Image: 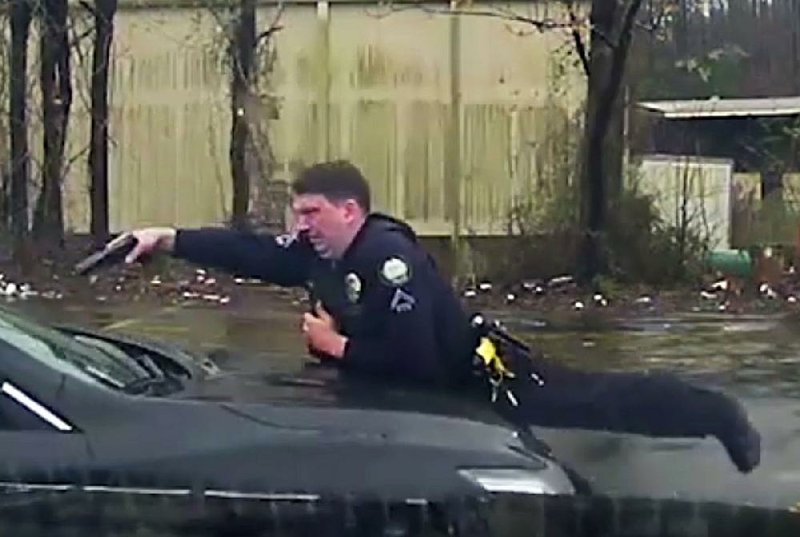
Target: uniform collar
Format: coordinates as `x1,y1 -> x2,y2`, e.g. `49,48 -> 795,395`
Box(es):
338,213 -> 418,264
338,215 -> 372,263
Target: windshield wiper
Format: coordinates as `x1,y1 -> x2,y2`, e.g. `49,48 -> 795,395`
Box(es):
123,375 -> 177,395
70,333 -> 185,395
80,358 -> 169,395
83,365 -> 126,390
121,352 -> 185,395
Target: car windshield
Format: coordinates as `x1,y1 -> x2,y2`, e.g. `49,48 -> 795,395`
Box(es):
0,306 -> 149,389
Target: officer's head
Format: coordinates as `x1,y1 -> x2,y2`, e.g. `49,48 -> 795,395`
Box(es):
290,160 -> 371,259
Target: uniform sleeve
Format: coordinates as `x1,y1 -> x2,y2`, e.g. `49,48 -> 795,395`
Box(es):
172,227 -> 312,287
340,246 -> 447,384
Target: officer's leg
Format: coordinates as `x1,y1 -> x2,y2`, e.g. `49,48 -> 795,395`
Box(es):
497,348 -> 761,473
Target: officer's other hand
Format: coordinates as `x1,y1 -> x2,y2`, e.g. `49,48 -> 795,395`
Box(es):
312,301 -> 336,329
302,306 -> 346,359
110,227 -> 176,264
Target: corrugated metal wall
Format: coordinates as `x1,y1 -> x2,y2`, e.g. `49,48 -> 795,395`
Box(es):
23,1 -> 586,235
635,155 -> 734,250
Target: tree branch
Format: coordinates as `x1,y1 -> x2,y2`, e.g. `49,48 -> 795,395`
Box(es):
486,4 -> 570,32
367,2 -> 572,32
78,0 -> 98,19
591,24 -> 618,49
256,25 -> 283,46
598,0 -> 645,130
616,0 -> 646,61
69,26 -> 94,47
565,1 -> 590,76
256,0 -> 285,46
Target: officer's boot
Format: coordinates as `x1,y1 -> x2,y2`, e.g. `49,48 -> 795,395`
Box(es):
606,371 -> 762,473
691,386 -> 761,473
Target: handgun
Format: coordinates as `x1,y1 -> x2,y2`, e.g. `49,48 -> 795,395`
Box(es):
74,234 -> 139,275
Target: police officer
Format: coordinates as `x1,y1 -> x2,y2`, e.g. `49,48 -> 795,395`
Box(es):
111,159 -> 761,474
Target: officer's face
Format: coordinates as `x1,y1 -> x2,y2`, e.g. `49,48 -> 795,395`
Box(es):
291,194 -> 361,259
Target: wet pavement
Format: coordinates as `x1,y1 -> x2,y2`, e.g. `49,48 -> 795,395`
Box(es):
10,296 -> 800,511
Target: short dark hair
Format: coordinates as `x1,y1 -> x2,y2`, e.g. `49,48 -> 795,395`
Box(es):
291,160 -> 371,212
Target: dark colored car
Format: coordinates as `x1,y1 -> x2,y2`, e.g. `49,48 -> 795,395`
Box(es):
0,305 -> 584,504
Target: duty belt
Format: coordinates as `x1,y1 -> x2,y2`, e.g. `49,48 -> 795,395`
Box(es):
469,314 -> 545,408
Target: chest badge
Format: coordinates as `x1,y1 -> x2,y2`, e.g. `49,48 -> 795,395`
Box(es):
344,272 -> 362,303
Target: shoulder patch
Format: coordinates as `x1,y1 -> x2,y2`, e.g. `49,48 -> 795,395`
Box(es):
379,256 -> 412,287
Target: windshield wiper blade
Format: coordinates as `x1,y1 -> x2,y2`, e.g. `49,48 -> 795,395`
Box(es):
122,352 -> 186,395
83,365 -> 127,390
82,360 -> 158,394
71,334 -> 152,378
123,375 -> 178,396
71,333 -> 184,395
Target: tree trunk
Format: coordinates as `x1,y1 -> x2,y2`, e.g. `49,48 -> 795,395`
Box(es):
229,0 -> 257,231
33,0 -> 72,248
89,0 -> 117,246
579,0 -> 644,283
9,0 -> 32,263
793,0 -> 800,93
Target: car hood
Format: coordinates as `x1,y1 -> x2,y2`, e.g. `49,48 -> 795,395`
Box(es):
57,324 -> 560,457
59,324 -> 519,429
172,360 -> 564,473
30,325 -> 579,499
181,363 -> 509,424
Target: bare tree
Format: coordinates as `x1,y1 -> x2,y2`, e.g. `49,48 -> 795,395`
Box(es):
33,0 -> 72,247
9,0 -> 33,263
578,0 -> 647,282
229,0 -> 257,231
0,15 -> 10,236
207,0 -> 284,231
86,0 -> 117,245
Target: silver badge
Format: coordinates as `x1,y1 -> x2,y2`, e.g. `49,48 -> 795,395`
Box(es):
345,272 -> 362,303
380,256 -> 411,287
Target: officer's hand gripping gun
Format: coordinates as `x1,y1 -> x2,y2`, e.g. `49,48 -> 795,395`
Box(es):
74,234 -> 140,275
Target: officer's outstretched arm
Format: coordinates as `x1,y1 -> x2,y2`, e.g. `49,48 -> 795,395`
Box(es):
340,251 -> 446,384
173,228 -> 312,286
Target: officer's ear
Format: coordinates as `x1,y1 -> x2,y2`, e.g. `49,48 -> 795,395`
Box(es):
341,198 -> 363,223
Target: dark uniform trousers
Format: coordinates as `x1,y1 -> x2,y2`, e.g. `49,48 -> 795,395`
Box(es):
494,345 -> 722,438
471,323 -> 759,473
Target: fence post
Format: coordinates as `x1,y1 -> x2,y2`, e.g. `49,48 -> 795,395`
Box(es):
445,0 -> 463,284
316,0 -> 331,161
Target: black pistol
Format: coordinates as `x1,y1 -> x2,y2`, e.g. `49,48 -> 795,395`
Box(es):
74,234 -> 139,275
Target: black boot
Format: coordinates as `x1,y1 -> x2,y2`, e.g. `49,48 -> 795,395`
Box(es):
700,388 -> 762,473
624,375 -> 762,473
